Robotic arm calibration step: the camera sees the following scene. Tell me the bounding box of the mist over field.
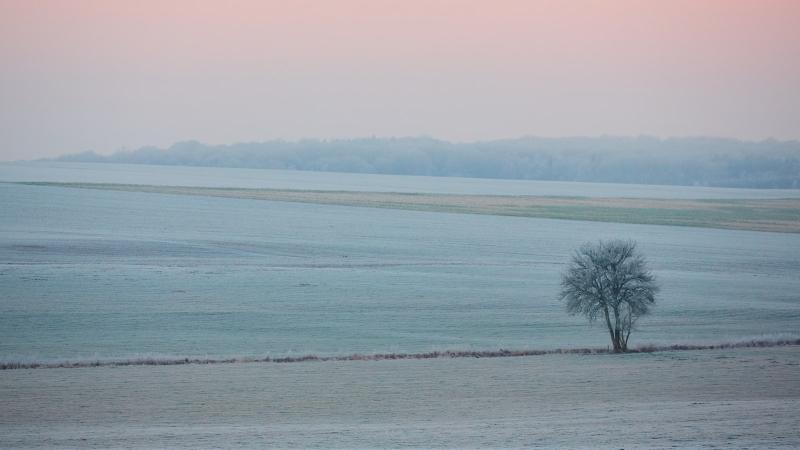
[57,136,800,189]
[4,0,800,447]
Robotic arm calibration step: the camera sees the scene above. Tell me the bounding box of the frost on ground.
[23,182,800,233]
[1,346,799,449]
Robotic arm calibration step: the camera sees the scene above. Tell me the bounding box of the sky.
[1,0,799,160]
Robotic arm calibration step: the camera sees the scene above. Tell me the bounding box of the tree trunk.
[611,307,624,353]
[603,307,619,352]
[612,330,623,353]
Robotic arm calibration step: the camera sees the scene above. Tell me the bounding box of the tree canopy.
[559,239,658,352]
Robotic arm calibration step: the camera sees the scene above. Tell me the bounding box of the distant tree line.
[56,136,800,189]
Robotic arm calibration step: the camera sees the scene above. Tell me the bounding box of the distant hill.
[55,136,800,189]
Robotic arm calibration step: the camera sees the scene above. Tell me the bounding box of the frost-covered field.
[1,163,799,448]
[3,180,799,362]
[21,182,800,233]
[2,346,799,448]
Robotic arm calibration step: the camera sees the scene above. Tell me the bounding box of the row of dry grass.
[3,337,799,370]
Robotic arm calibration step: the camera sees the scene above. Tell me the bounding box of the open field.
[2,346,799,448]
[19,181,800,233]
[3,174,800,448]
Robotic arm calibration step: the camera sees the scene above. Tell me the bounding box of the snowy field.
[2,346,799,448]
[1,163,799,448]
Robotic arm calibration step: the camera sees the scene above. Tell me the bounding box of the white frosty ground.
[1,346,799,449]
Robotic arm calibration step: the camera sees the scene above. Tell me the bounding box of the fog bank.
[56,136,800,189]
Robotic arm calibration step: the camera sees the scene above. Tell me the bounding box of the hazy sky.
[1,0,799,160]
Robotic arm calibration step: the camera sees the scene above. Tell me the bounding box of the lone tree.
[559,239,658,352]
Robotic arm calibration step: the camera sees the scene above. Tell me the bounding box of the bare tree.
[559,240,658,352]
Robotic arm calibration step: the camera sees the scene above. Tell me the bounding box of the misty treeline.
[58,136,800,189]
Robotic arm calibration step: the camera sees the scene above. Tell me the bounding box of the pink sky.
[1,0,799,159]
